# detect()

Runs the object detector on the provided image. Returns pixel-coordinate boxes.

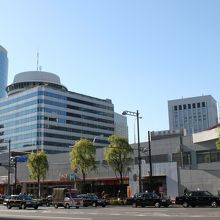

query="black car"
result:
[131,192,171,208]
[38,195,53,207]
[3,194,39,209]
[175,190,220,208]
[0,194,5,204]
[79,194,106,207]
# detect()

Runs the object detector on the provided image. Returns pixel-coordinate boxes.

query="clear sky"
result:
[1,0,220,143]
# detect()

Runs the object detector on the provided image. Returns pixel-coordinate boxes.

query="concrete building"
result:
[0,45,8,98]
[168,95,218,135]
[1,125,220,198]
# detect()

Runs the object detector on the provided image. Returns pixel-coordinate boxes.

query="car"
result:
[0,194,5,204]
[3,194,39,209]
[79,194,106,207]
[37,195,53,207]
[175,190,220,208]
[131,192,171,208]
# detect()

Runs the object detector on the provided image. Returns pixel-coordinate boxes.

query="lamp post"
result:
[122,110,142,192]
[92,134,104,146]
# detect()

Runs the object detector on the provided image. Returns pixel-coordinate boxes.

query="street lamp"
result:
[122,110,142,192]
[92,135,103,144]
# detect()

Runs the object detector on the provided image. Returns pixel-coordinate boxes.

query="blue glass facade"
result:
[0,86,114,153]
[0,46,8,98]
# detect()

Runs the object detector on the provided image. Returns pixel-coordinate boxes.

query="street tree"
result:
[69,138,96,192]
[215,126,220,150]
[104,135,133,194]
[216,134,220,151]
[27,151,49,197]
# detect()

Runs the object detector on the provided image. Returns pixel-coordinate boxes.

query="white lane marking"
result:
[0,215,91,220]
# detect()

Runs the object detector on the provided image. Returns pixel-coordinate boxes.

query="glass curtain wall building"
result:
[0,45,8,98]
[0,71,114,154]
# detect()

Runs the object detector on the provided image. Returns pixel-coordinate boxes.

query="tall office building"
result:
[0,71,115,154]
[168,95,218,135]
[217,102,220,123]
[114,112,128,139]
[0,45,8,98]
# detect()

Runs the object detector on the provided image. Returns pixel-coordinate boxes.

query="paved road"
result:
[0,205,220,220]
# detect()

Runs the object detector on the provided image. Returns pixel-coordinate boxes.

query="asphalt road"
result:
[0,205,220,220]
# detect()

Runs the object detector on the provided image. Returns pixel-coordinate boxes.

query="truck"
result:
[52,188,83,209]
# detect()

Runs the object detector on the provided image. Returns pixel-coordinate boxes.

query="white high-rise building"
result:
[168,95,218,135]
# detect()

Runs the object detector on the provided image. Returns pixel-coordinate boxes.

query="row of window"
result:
[196,150,220,164]
[0,104,114,126]
[134,150,220,165]
[0,98,114,120]
[42,91,113,111]
[174,102,206,111]
[1,89,113,114]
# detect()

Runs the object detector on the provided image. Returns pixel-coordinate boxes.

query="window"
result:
[174,106,177,111]
[197,103,200,108]
[179,105,182,110]
[193,103,196,108]
[188,104,191,109]
[183,104,186,109]
[202,102,206,107]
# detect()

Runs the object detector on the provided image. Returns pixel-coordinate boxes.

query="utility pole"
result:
[148,131,153,191]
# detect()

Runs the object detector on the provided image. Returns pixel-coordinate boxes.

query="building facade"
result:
[168,95,218,135]
[217,102,220,123]
[114,112,128,139]
[0,45,8,98]
[0,71,116,155]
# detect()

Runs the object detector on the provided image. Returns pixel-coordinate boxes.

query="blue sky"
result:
[1,0,220,143]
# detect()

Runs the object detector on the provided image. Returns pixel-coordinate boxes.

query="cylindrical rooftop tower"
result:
[0,45,8,98]
[6,71,68,96]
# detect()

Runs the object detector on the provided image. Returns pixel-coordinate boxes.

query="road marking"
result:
[0,214,91,220]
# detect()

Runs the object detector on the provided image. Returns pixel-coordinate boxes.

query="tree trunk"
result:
[120,172,124,199]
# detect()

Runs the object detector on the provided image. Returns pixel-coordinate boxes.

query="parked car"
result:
[3,194,39,209]
[36,195,52,207]
[0,194,5,204]
[131,192,171,208]
[175,190,220,208]
[79,194,106,207]
[52,188,83,209]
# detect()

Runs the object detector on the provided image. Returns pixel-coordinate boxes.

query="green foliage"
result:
[216,135,220,150]
[27,151,49,181]
[104,135,133,186]
[69,138,96,183]
[215,127,220,150]
[27,151,49,197]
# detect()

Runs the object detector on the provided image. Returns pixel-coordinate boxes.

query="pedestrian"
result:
[101,190,105,199]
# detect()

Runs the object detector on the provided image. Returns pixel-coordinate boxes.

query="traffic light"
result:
[10,157,16,167]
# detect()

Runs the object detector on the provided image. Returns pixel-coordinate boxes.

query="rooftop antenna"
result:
[37,51,39,71]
